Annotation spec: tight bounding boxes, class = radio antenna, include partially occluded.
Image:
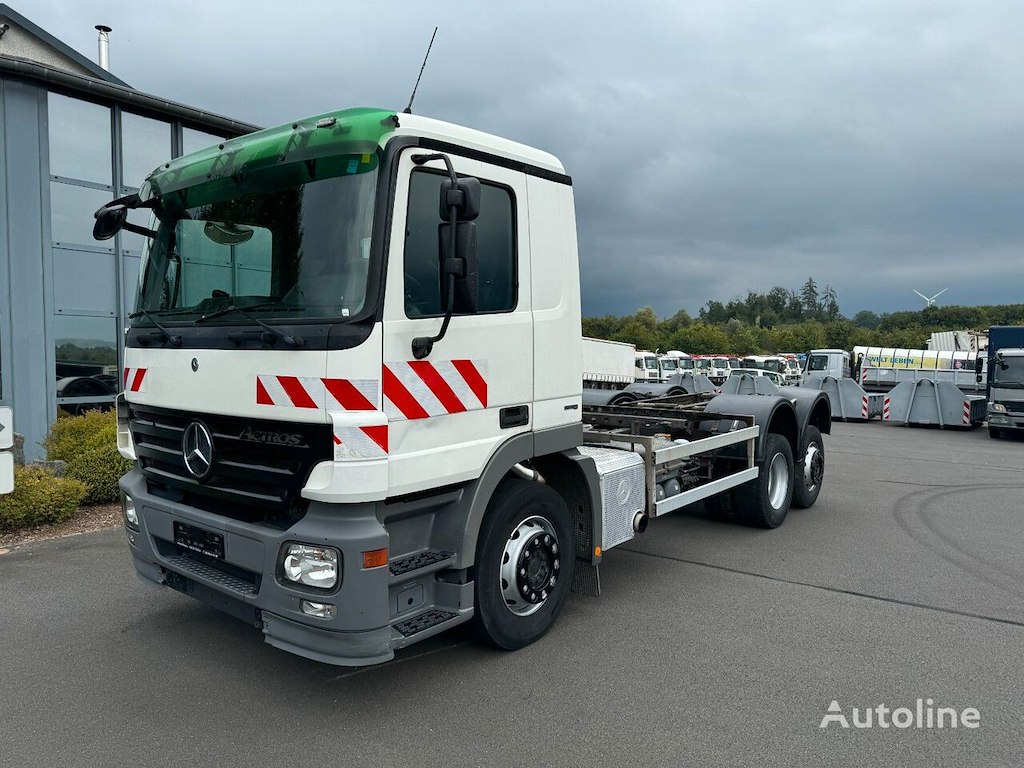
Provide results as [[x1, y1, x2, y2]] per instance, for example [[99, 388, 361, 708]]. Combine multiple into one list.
[[403, 26, 438, 114]]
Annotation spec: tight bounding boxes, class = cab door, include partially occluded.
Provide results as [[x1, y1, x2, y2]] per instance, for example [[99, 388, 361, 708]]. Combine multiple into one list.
[[382, 149, 532, 497]]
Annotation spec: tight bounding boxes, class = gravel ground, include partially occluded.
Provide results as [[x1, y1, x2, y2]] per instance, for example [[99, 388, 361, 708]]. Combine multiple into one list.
[[0, 503, 121, 552]]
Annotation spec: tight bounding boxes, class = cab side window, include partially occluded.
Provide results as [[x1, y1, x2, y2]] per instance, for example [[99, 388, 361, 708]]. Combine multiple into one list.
[[404, 169, 516, 318]]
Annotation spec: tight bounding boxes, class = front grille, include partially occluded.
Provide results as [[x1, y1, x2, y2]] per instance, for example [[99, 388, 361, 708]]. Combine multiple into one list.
[[130, 403, 332, 519], [1003, 401, 1024, 415]]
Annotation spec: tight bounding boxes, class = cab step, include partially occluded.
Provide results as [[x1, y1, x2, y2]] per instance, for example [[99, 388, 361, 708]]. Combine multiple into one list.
[[389, 549, 454, 577], [393, 608, 457, 637]]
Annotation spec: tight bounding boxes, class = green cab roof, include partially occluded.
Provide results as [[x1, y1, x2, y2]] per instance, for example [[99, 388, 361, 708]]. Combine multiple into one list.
[[142, 107, 397, 200]]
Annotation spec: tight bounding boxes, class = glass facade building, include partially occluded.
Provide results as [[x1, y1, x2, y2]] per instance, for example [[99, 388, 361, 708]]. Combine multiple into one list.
[[0, 5, 257, 459]]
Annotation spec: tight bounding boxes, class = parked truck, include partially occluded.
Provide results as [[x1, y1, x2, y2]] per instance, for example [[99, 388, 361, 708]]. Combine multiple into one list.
[[658, 351, 693, 382], [985, 326, 1024, 439], [635, 350, 662, 382], [94, 107, 830, 666], [582, 337, 635, 390]]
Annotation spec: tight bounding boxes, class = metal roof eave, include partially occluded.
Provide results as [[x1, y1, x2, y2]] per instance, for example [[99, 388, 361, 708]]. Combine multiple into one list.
[[0, 54, 260, 137]]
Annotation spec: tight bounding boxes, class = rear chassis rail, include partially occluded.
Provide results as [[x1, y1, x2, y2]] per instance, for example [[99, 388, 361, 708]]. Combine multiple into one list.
[[582, 393, 760, 519]]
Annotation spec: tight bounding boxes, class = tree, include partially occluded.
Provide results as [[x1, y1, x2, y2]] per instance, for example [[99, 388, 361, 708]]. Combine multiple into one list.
[[800, 277, 821, 320], [851, 310, 880, 330]]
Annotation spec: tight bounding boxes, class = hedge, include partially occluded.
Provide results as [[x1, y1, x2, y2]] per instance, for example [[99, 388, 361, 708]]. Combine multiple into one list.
[[44, 409, 133, 504], [0, 466, 87, 531]]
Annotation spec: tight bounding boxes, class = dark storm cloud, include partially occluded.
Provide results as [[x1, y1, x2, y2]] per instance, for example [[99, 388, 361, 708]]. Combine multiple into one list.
[[25, 0, 1024, 317]]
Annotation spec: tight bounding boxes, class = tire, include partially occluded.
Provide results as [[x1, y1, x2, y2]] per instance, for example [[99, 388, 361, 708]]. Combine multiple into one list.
[[704, 489, 738, 520], [609, 393, 636, 406], [792, 426, 824, 509], [735, 433, 794, 528], [471, 478, 575, 650], [989, 428, 1004, 440]]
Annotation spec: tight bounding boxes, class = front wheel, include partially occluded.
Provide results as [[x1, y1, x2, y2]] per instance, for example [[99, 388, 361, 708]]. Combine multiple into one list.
[[472, 478, 575, 650], [735, 433, 794, 528], [792, 426, 825, 509]]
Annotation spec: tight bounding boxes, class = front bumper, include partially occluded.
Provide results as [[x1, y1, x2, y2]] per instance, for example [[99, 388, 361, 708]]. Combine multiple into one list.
[[120, 469, 394, 666], [988, 412, 1024, 432]]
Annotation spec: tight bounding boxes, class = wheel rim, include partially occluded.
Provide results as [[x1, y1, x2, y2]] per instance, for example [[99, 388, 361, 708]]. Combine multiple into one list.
[[767, 452, 790, 510], [499, 515, 560, 617], [803, 443, 823, 491]]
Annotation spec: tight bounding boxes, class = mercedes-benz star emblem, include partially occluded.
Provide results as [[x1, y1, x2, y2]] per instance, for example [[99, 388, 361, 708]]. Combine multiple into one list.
[[182, 421, 214, 480]]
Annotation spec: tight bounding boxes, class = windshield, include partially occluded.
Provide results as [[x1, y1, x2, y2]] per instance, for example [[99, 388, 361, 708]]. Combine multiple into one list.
[[993, 356, 1024, 387], [678, 358, 694, 370], [643, 358, 660, 370], [762, 359, 785, 373], [710, 358, 728, 368], [807, 354, 829, 371], [661, 359, 678, 372], [135, 156, 378, 323]]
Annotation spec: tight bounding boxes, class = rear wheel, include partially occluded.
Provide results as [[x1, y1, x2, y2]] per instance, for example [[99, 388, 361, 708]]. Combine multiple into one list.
[[792, 426, 824, 509], [735, 433, 794, 528], [704, 489, 738, 520], [472, 479, 575, 650]]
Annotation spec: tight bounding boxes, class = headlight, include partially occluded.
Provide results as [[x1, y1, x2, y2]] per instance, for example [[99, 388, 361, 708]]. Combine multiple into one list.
[[989, 402, 1007, 413], [123, 494, 139, 530], [282, 544, 339, 589]]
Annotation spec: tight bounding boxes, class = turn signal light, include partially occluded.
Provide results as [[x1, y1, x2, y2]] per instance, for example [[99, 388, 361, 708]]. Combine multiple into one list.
[[362, 548, 389, 569]]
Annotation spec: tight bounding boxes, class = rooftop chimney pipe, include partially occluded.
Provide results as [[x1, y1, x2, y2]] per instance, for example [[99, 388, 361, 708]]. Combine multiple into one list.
[[95, 25, 111, 70]]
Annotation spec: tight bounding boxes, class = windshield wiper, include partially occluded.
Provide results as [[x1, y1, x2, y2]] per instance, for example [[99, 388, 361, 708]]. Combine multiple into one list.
[[195, 303, 305, 347], [127, 308, 182, 347]]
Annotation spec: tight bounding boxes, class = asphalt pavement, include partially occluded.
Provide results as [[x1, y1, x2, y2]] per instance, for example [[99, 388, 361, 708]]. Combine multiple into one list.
[[1, 423, 1021, 767]]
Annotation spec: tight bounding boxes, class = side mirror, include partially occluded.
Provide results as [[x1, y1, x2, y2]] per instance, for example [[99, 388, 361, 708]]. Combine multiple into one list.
[[439, 221, 479, 313], [93, 204, 128, 240], [974, 356, 984, 383], [439, 177, 480, 221]]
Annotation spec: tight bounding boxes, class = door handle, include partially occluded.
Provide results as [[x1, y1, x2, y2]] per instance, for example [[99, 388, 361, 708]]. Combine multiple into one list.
[[499, 405, 529, 429]]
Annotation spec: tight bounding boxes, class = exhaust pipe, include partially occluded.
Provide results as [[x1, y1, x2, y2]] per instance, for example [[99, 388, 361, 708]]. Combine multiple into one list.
[[632, 511, 649, 533], [512, 463, 546, 484], [95, 25, 111, 70]]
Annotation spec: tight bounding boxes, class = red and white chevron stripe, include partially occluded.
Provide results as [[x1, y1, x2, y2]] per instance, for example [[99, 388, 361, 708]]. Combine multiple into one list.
[[882, 396, 891, 421], [383, 359, 488, 421], [333, 425, 389, 459], [123, 367, 148, 393], [860, 395, 869, 419], [861, 367, 868, 384], [256, 375, 379, 412], [962, 400, 971, 426]]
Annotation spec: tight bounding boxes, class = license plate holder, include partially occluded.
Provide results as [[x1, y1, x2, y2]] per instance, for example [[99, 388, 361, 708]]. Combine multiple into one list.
[[173, 521, 225, 560]]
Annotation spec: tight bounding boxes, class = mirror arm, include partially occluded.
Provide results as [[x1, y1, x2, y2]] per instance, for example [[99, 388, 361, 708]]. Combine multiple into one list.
[[411, 151, 462, 360], [122, 221, 158, 239]]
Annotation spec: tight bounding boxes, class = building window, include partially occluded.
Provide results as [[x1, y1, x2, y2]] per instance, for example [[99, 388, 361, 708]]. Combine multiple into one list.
[[54, 315, 118, 413], [121, 112, 171, 189], [47, 93, 112, 185], [403, 170, 516, 318]]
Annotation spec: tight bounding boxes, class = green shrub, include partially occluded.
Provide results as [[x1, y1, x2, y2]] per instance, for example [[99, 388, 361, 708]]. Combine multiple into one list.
[[44, 409, 118, 460], [66, 447, 134, 505], [0, 466, 87, 531], [44, 409, 131, 504]]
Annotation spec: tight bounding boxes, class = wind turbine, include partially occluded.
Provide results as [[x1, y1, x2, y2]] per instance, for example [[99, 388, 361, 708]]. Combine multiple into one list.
[[913, 288, 948, 308]]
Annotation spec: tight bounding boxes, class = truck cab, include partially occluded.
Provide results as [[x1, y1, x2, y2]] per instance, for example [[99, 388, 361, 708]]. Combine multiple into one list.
[[804, 349, 851, 380], [635, 351, 661, 382], [657, 351, 692, 381], [986, 346, 1024, 439]]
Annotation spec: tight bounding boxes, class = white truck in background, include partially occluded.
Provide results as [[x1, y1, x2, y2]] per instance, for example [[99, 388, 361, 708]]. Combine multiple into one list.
[[635, 350, 661, 382], [94, 106, 831, 667], [582, 337, 636, 390], [658, 351, 692, 382]]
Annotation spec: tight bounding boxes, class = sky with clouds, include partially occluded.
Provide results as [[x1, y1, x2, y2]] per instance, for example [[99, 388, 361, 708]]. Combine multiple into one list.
[[20, 0, 1024, 318]]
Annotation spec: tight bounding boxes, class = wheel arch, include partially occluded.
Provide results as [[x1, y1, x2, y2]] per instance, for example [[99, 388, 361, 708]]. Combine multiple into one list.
[[457, 424, 596, 569]]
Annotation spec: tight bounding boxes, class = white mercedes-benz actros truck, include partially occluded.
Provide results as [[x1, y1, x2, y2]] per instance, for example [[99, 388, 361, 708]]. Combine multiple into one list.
[[95, 107, 830, 666]]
